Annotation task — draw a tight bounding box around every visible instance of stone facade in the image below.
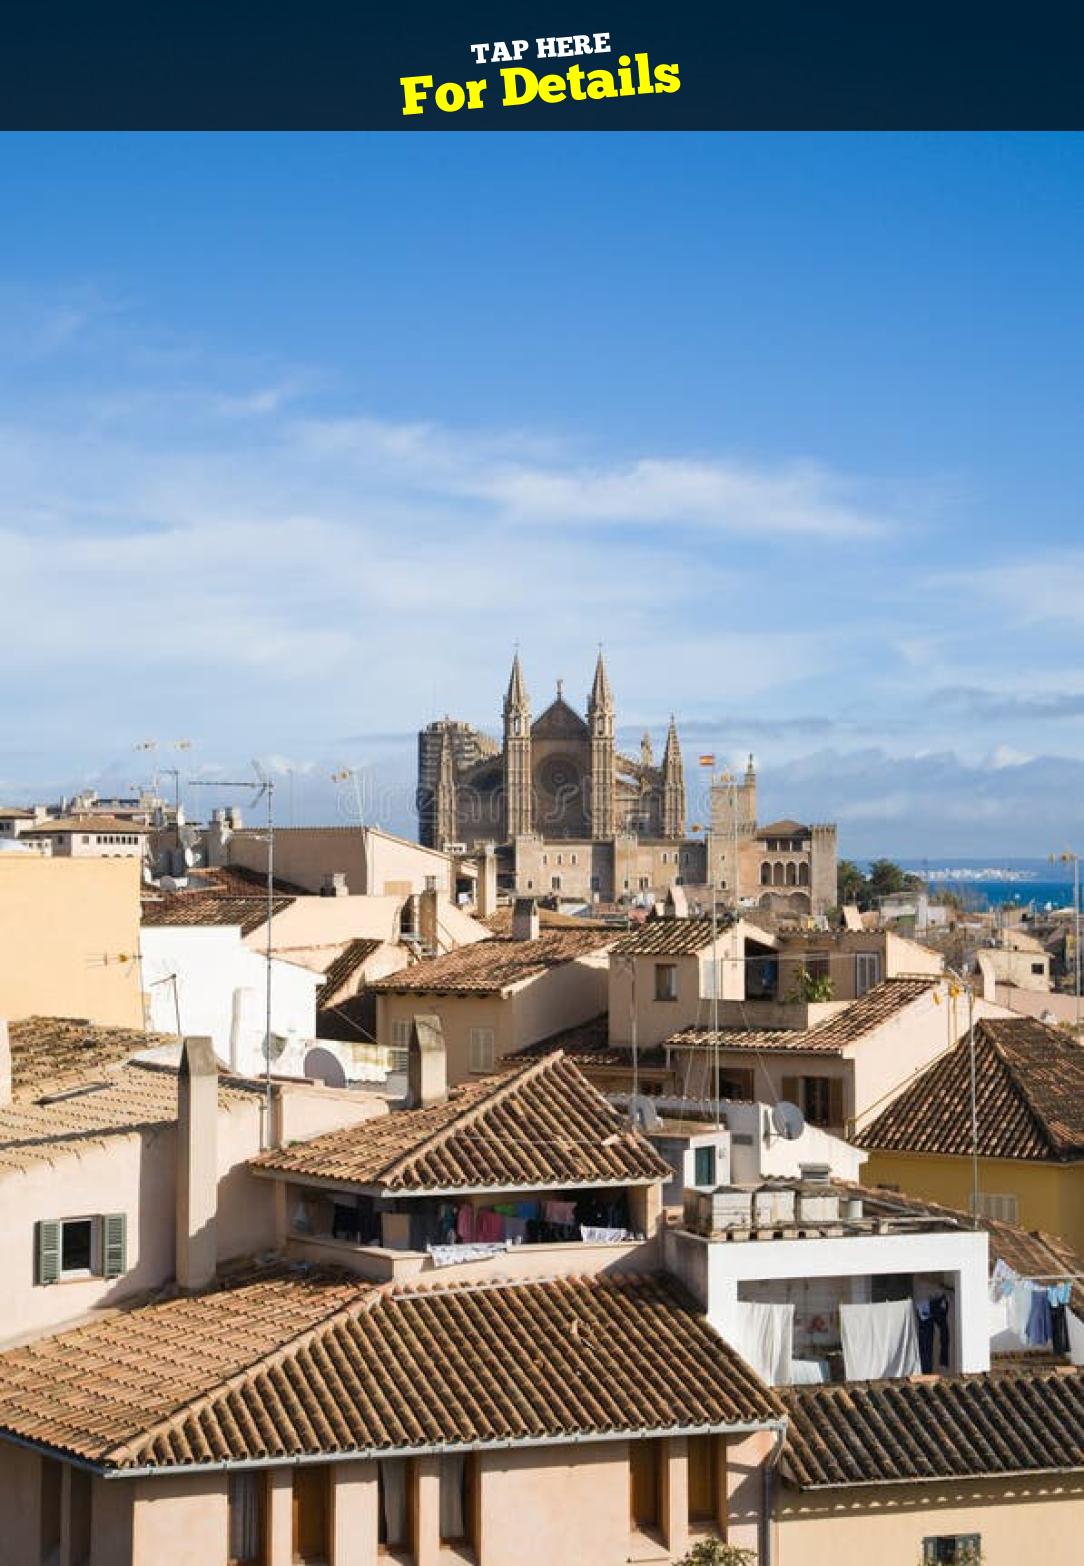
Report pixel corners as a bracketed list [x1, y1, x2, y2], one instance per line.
[417, 656, 838, 914]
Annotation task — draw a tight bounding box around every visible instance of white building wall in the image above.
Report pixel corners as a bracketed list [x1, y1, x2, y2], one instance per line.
[140, 926, 321, 1074]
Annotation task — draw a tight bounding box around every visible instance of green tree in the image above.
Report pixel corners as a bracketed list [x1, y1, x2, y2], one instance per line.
[786, 965, 835, 1003]
[837, 858, 868, 907]
[867, 858, 925, 901]
[676, 1541, 756, 1566]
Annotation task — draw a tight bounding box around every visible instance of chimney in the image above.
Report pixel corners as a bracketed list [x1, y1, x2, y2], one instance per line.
[320, 871, 349, 897]
[176, 1036, 218, 1292]
[0, 1020, 10, 1108]
[476, 844, 498, 919]
[418, 876, 439, 954]
[512, 896, 539, 941]
[407, 1015, 447, 1108]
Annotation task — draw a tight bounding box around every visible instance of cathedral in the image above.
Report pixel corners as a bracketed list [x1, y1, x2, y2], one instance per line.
[417, 653, 838, 914]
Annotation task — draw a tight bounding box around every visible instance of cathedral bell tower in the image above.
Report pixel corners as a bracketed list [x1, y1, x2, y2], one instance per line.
[435, 728, 457, 850]
[587, 651, 616, 839]
[661, 716, 686, 838]
[503, 652, 532, 839]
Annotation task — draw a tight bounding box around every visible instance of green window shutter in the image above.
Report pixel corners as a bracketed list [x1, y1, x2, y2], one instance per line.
[102, 1213, 127, 1280]
[36, 1220, 61, 1286]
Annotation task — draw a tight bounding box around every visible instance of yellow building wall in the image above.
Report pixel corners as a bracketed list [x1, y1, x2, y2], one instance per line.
[0, 855, 144, 1026]
[862, 1149, 1084, 1253]
[777, 1475, 1084, 1566]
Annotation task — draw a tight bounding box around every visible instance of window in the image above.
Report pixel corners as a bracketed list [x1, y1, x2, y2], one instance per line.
[526, 879, 533, 890]
[556, 854, 562, 865]
[922, 1536, 981, 1564]
[687, 1433, 723, 1528]
[292, 1465, 330, 1564]
[1031, 962, 1045, 975]
[469, 1027, 495, 1072]
[551, 875, 561, 891]
[391, 1018, 411, 1052]
[378, 1458, 415, 1554]
[717, 1067, 754, 1102]
[974, 1192, 1019, 1224]
[855, 952, 881, 996]
[638, 876, 650, 891]
[571, 853, 577, 865]
[590, 875, 600, 891]
[36, 1214, 127, 1285]
[228, 1472, 267, 1566]
[629, 1438, 662, 1533]
[781, 1076, 844, 1129]
[439, 1453, 477, 1547]
[693, 1146, 717, 1187]
[655, 963, 678, 1001]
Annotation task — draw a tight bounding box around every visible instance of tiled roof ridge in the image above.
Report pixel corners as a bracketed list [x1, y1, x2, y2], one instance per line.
[975, 1020, 1064, 1158]
[107, 1280, 378, 1466]
[385, 1267, 674, 1304]
[380, 1052, 562, 1185]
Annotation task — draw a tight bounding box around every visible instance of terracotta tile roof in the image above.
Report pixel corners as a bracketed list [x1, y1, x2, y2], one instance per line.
[668, 977, 941, 1056]
[141, 893, 294, 936]
[481, 907, 610, 934]
[756, 819, 809, 838]
[252, 1051, 671, 1192]
[317, 939, 384, 1008]
[20, 815, 150, 835]
[855, 1016, 1084, 1161]
[781, 1366, 1084, 1488]
[368, 928, 614, 996]
[0, 1061, 259, 1175]
[8, 1017, 177, 1101]
[611, 917, 722, 956]
[0, 1266, 783, 1471]
[193, 864, 310, 897]
[505, 1017, 668, 1073]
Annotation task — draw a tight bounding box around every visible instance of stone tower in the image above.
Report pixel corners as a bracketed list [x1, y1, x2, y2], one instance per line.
[661, 716, 686, 838]
[434, 728, 457, 849]
[587, 651, 616, 839]
[502, 652, 532, 839]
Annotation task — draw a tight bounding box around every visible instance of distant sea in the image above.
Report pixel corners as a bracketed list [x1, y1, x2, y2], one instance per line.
[895, 858, 1077, 911]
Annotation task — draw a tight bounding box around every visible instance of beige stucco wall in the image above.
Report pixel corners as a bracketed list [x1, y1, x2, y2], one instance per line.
[0, 1095, 278, 1347]
[377, 954, 608, 1083]
[133, 1472, 227, 1564]
[242, 894, 404, 963]
[776, 1475, 1084, 1566]
[0, 855, 144, 1027]
[232, 826, 453, 900]
[610, 929, 751, 1050]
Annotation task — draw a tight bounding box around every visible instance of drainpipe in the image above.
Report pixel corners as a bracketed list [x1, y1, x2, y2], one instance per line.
[761, 1423, 786, 1566]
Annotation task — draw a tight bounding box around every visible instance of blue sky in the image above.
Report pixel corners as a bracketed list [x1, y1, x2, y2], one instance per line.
[2, 132, 1084, 855]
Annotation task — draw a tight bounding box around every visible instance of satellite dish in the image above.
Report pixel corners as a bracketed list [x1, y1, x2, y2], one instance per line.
[772, 1100, 806, 1141]
[629, 1093, 661, 1131]
[263, 1033, 288, 1063]
[304, 1046, 347, 1088]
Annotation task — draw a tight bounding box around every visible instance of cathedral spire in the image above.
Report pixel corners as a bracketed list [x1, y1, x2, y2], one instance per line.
[662, 716, 686, 838]
[589, 649, 614, 715]
[505, 651, 529, 714]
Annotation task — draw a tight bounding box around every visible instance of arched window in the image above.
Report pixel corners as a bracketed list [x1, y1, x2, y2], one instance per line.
[798, 862, 810, 886]
[760, 862, 772, 886]
[786, 862, 797, 886]
[772, 861, 785, 886]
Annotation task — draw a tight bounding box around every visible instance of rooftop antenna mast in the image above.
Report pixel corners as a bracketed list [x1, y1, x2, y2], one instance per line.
[189, 763, 276, 1145]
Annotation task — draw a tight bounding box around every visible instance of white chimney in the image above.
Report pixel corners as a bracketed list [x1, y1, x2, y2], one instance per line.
[512, 896, 540, 941]
[176, 1036, 218, 1292]
[0, 1020, 10, 1108]
[407, 1015, 447, 1108]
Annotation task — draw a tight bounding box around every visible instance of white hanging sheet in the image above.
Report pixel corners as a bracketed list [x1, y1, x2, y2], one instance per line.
[730, 1300, 794, 1386]
[840, 1297, 921, 1380]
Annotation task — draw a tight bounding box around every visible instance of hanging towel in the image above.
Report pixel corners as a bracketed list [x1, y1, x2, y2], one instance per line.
[580, 1225, 629, 1244]
[456, 1205, 475, 1243]
[990, 1257, 1018, 1302]
[475, 1208, 504, 1244]
[1026, 1286, 1053, 1347]
[1067, 1309, 1084, 1367]
[729, 1301, 795, 1386]
[427, 1242, 508, 1267]
[1047, 1281, 1073, 1307]
[1010, 1280, 1033, 1340]
[544, 1200, 577, 1225]
[840, 1298, 921, 1381]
